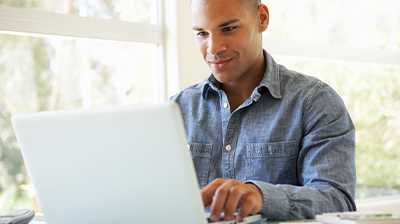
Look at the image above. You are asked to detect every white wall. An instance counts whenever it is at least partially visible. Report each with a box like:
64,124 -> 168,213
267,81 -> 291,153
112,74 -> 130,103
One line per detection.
163,0 -> 210,99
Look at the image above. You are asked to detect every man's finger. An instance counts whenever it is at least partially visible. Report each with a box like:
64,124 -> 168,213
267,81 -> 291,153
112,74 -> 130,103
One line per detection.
223,185 -> 246,221
236,194 -> 257,221
209,180 -> 236,221
201,179 -> 263,222
200,178 -> 225,207
237,184 -> 263,221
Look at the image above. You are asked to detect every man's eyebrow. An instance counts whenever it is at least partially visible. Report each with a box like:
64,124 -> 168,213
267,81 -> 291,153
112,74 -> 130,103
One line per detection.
192,19 -> 241,31
192,26 -> 204,31
218,19 -> 240,28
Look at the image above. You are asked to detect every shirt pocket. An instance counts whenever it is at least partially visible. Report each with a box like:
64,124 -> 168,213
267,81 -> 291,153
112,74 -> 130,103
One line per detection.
246,141 -> 297,184
189,142 -> 213,189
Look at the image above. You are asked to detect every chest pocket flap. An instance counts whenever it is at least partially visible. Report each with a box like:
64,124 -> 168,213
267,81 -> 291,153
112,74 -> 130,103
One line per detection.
246,141 -> 297,184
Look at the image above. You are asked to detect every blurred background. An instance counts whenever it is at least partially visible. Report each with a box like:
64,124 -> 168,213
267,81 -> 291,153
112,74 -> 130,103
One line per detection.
0,0 -> 399,214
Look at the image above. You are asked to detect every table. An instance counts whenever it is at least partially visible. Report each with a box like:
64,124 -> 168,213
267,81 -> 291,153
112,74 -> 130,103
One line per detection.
32,215 -> 319,224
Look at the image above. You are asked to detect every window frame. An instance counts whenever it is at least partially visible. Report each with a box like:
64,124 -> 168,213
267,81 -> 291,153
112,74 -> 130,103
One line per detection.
263,37 -> 400,68
0,5 -> 163,45
0,3 -> 166,102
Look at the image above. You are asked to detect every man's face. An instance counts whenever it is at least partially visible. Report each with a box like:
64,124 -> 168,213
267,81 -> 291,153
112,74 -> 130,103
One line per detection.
191,0 -> 267,84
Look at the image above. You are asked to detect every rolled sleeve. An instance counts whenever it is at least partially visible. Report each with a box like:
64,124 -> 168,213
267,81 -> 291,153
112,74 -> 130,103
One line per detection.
245,180 -> 289,220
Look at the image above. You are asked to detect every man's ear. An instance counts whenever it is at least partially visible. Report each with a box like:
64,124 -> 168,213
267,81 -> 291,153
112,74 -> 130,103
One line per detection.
258,4 -> 269,32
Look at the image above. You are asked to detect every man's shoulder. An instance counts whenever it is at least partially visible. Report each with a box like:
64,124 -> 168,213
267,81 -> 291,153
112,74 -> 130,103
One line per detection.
278,64 -> 324,87
275,64 -> 332,97
275,64 -> 347,112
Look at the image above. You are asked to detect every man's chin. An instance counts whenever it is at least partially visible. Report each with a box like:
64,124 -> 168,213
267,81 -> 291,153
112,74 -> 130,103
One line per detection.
211,68 -> 228,78
211,72 -> 234,84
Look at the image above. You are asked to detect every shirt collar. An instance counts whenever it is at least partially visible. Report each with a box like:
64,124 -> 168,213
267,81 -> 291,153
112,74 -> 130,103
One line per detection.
202,49 -> 282,100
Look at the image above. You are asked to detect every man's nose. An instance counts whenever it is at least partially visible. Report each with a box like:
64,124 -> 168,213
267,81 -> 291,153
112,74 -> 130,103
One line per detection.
207,34 -> 226,55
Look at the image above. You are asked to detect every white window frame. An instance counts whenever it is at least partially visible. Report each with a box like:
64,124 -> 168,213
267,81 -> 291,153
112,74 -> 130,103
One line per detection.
263,37 -> 400,68
0,6 -> 163,44
0,2 -> 167,102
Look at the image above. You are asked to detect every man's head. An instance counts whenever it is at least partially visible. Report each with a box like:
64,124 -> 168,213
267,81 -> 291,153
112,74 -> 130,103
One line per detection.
191,0 -> 269,85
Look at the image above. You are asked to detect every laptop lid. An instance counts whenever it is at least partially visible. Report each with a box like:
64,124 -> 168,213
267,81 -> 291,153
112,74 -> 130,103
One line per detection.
12,102 -> 207,224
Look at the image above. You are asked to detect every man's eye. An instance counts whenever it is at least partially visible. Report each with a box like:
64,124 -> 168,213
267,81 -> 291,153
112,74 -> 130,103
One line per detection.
223,27 -> 236,32
197,32 -> 208,37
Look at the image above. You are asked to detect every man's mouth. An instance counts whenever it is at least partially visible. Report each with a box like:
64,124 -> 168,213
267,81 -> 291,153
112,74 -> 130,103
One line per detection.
209,58 -> 233,70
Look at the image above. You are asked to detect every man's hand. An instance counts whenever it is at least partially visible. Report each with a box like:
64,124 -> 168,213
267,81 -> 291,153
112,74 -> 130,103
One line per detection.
201,178 -> 263,222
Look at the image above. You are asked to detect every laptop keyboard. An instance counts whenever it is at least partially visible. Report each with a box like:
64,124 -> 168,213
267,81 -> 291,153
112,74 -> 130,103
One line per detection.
206,213 -> 262,224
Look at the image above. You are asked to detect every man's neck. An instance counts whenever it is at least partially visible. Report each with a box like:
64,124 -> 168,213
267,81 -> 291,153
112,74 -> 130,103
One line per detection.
222,56 -> 266,113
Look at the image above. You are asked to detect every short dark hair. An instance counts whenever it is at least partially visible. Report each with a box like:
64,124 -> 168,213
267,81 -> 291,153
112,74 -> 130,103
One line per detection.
191,0 -> 261,15
240,0 -> 261,14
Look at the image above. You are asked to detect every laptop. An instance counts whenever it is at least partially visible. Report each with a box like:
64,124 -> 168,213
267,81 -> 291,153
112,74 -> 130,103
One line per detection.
11,102 -> 261,224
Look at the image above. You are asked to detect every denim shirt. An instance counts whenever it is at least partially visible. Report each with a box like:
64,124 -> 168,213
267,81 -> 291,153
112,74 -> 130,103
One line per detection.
169,50 -> 356,221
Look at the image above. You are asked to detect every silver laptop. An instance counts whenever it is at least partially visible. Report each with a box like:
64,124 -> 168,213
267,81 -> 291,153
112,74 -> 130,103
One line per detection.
11,102 -> 261,224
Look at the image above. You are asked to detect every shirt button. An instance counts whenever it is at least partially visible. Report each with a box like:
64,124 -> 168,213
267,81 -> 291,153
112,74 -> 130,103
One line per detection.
187,144 -> 190,150
226,145 -> 232,151
223,103 -> 228,108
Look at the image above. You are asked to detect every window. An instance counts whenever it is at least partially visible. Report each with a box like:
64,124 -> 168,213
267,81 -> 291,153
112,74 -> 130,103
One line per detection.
0,0 -> 158,23
264,0 -> 400,51
0,0 -> 162,214
262,0 -> 400,199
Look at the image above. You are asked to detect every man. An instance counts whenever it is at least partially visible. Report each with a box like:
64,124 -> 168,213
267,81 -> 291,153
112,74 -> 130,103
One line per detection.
169,0 -> 356,222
